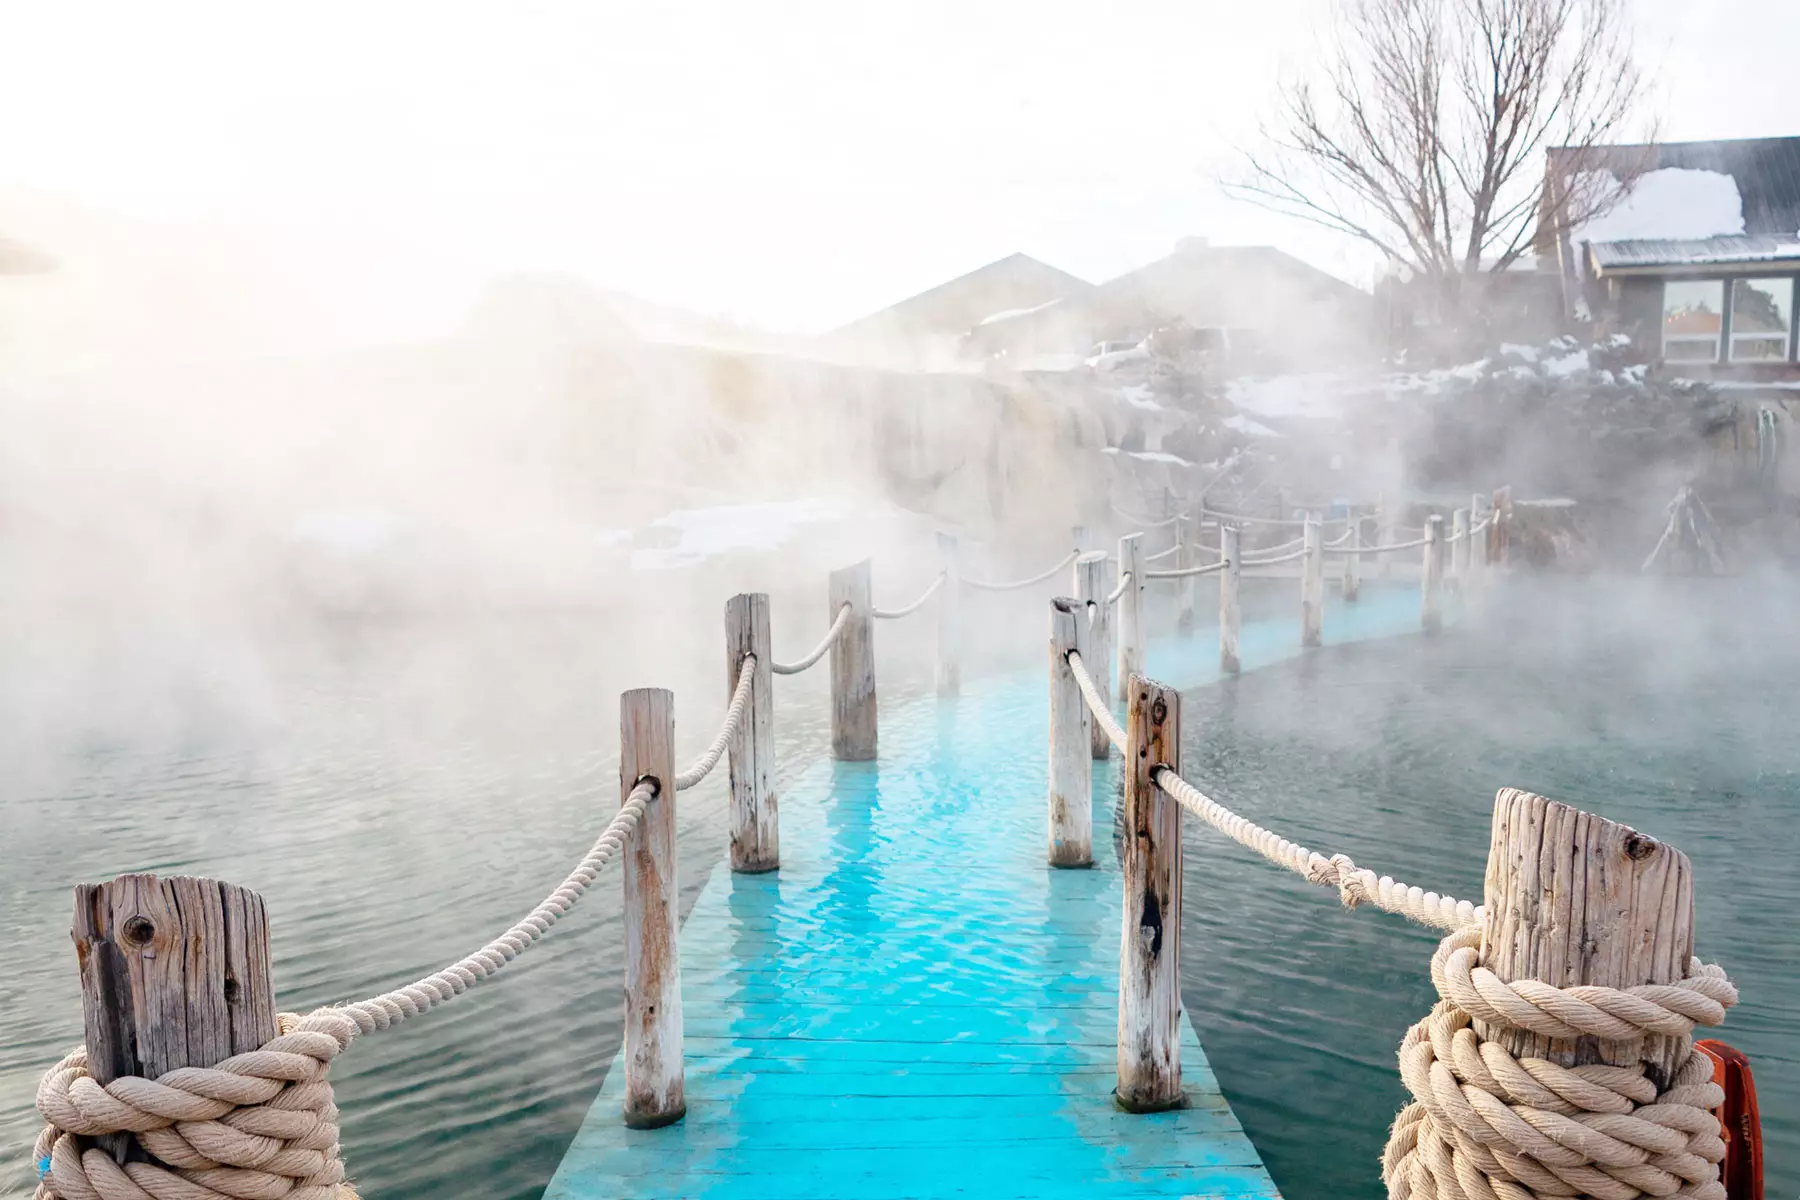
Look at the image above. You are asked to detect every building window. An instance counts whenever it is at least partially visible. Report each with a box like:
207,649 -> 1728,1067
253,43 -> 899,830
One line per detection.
1730,278 -> 1794,362
1663,280 -> 1724,361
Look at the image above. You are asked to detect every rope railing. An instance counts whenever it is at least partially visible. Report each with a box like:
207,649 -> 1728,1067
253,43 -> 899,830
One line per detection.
1145,558 -> 1228,580
872,572 -> 945,619
1149,765 -> 1478,930
771,603 -> 851,674
674,656 -> 757,790
1327,533 -> 1430,556
1241,545 -> 1308,567
1103,572 -> 1132,605
1326,526 -> 1356,547
962,550 -> 1080,591
1242,533 -> 1306,557
1065,649 -> 1125,751
1144,544 -> 1181,563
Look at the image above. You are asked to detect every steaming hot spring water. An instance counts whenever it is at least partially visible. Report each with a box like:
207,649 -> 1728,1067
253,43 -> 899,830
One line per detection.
1,574 -> 1794,1200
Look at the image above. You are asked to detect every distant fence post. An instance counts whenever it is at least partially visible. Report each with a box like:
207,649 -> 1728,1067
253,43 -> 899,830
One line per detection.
1468,494 -> 1488,585
620,687 -> 684,1128
1481,788 -> 1696,1084
74,874 -> 278,1164
1117,673 -> 1183,1113
829,559 -> 877,761
1219,525 -> 1241,674
1047,598 -> 1093,868
1342,513 -> 1361,602
1451,507 -> 1470,586
1378,492 -> 1395,579
1421,515 -> 1444,633
1174,515 -> 1196,630
1490,486 -> 1513,567
724,593 -> 777,873
936,533 -> 961,697
1117,533 -> 1145,684
1075,552 -> 1113,759
1301,515 -> 1323,648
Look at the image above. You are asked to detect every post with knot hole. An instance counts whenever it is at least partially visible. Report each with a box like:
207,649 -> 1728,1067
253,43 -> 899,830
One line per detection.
621,687 -> 684,1128
725,593 -> 777,873
1421,515 -> 1444,634
1117,533 -> 1145,686
935,532 -> 961,697
829,559 -> 877,761
1385,788 -> 1732,1200
1301,515 -> 1323,648
1219,525 -> 1241,674
73,874 -> 279,1167
1117,674 -> 1183,1113
1074,552 -> 1113,759
1047,598 -> 1093,868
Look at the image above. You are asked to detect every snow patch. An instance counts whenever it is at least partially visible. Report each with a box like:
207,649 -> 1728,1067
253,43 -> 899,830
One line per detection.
1085,341 -> 1151,371
1543,349 -> 1590,376
977,298 -> 1062,326
1118,384 -> 1162,410
1575,168 -> 1746,243
1224,413 -> 1280,438
1102,447 -> 1192,466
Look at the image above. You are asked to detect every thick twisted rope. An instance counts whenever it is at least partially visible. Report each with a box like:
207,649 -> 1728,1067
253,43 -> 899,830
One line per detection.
1145,544 -> 1181,563
674,656 -> 756,790
872,573 -> 945,619
771,604 -> 851,675
1103,572 -> 1133,606
1383,925 -> 1737,1200
963,550 -> 1080,591
1065,650 -> 1126,751
1145,559 -> 1228,580
34,783 -> 656,1198
1327,526 -> 1357,546
1151,766 -> 1480,930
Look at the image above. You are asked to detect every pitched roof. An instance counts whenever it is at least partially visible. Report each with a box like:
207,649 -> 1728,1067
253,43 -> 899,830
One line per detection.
832,252 -> 1092,339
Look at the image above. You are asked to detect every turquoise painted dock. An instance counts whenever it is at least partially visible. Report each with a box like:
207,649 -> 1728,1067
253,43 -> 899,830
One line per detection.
547,589 -> 1426,1200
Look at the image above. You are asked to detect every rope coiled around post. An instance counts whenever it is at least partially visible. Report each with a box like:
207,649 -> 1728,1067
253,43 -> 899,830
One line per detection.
34,782 -> 657,1199
674,655 -> 757,790
962,550 -> 1080,591
872,573 -> 945,619
1150,765 -> 1480,930
1383,924 -> 1738,1200
771,604 -> 851,675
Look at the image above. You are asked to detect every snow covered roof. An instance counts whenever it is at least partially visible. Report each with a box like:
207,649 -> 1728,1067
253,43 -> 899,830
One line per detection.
1574,167 -> 1746,244
1552,137 -> 1800,241
1589,235 -> 1800,272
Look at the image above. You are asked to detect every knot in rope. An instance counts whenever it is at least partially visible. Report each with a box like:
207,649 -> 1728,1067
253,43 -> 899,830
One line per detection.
1383,925 -> 1738,1200
34,1010 -> 361,1200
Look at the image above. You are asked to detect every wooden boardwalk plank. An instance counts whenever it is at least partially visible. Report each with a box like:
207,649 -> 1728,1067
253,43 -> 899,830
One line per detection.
547,588 -> 1427,1200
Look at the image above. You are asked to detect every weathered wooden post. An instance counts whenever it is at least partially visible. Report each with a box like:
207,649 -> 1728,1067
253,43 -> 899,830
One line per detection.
1117,533 -> 1145,684
1481,788 -> 1696,1085
724,593 -> 777,873
1378,492 -> 1395,579
935,532 -> 961,697
1490,486 -> 1513,567
620,687 -> 683,1127
1117,674 -> 1183,1112
1219,524 -> 1241,674
1300,515 -> 1323,648
1451,507 -> 1470,585
1421,515 -> 1444,633
1173,514 -> 1196,630
74,874 -> 278,1164
829,559 -> 877,761
1075,551 -> 1113,759
1342,514 -> 1361,602
1047,598 -> 1093,868
1467,494 -> 1488,584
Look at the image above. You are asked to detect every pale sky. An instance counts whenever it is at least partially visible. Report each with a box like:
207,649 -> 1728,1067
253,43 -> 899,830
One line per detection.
2,0 -> 1795,344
